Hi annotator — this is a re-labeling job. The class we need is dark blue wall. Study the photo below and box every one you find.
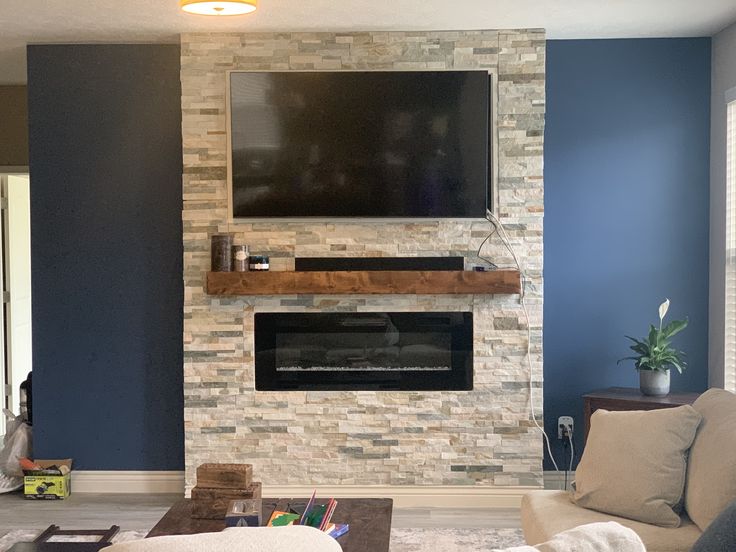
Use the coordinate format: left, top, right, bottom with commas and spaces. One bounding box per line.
28, 44, 184, 470
544, 39, 711, 469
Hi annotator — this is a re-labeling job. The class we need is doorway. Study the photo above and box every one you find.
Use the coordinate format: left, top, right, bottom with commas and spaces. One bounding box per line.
0, 172, 32, 434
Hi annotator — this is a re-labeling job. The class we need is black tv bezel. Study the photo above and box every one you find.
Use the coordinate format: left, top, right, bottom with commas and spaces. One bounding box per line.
227, 69, 494, 220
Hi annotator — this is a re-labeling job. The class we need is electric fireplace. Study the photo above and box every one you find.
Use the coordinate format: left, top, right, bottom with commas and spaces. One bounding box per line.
254, 312, 473, 391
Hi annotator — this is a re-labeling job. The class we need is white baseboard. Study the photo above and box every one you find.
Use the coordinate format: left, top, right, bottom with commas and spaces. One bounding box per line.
73, 471, 185, 494
72, 471, 544, 507
73, 471, 573, 502
543, 470, 575, 491
261, 485, 538, 508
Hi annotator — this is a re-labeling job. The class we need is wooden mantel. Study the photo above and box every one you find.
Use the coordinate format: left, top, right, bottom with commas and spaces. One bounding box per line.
206, 270, 521, 296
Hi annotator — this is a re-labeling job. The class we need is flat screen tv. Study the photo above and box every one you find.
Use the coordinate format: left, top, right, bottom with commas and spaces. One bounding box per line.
229, 70, 490, 218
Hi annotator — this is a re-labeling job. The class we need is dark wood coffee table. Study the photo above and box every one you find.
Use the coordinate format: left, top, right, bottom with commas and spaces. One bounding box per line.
148, 498, 393, 552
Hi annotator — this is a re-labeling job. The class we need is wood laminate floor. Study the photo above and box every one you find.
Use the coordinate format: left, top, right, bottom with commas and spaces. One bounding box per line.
0, 492, 521, 533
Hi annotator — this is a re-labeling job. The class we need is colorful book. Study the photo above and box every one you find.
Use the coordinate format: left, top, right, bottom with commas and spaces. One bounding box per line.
299, 490, 318, 525
319, 498, 338, 531
289, 490, 342, 537
326, 523, 349, 539
267, 511, 301, 527
303, 503, 328, 528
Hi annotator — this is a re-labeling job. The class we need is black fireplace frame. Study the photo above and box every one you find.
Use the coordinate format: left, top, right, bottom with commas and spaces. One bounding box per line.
254, 312, 473, 391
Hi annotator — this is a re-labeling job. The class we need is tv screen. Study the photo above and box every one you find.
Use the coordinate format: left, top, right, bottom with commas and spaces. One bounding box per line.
229, 70, 490, 218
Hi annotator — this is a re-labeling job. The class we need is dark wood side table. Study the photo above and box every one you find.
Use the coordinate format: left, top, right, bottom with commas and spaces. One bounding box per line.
583, 387, 701, 443
147, 498, 393, 552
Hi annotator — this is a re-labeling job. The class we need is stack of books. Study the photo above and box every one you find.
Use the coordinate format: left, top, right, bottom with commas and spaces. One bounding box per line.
267, 490, 349, 539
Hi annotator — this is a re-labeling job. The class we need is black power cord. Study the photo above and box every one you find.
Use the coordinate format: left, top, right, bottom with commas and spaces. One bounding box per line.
559, 425, 576, 490
476, 216, 500, 270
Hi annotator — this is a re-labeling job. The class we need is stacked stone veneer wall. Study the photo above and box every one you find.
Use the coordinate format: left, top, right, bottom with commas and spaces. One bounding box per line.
181, 30, 545, 489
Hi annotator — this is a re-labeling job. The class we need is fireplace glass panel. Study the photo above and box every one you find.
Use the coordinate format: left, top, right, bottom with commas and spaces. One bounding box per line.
255, 312, 472, 390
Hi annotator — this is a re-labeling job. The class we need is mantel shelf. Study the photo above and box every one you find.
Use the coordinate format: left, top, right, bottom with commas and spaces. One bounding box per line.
206, 270, 521, 296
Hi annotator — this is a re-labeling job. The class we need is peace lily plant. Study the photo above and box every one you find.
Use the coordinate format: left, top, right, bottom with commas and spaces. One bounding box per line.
618, 299, 688, 396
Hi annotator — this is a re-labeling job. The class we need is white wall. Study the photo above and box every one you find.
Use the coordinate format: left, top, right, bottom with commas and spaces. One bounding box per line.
710, 22, 736, 388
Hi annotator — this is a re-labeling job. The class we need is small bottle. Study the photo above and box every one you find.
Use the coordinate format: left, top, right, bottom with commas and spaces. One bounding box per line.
232, 245, 249, 272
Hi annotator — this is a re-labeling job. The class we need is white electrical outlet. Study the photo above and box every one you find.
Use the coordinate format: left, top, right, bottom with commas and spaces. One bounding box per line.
558, 416, 574, 439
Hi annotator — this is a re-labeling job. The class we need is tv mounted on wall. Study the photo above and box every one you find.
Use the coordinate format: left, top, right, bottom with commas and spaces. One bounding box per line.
228, 70, 491, 219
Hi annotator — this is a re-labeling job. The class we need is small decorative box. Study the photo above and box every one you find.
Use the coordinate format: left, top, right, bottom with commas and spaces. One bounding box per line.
249, 255, 270, 271
191, 482, 262, 520
225, 499, 262, 527
196, 463, 253, 489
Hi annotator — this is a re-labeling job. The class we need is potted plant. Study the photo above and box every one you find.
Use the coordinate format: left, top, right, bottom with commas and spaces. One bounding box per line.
618, 299, 688, 396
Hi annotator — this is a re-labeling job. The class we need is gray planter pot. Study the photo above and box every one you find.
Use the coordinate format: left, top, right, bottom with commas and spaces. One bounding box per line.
639, 369, 671, 396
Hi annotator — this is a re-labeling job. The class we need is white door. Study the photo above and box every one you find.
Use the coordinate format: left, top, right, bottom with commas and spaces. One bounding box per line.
1, 174, 32, 427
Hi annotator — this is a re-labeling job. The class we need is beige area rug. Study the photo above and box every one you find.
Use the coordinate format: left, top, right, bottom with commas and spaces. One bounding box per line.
390, 528, 525, 551
0, 527, 525, 551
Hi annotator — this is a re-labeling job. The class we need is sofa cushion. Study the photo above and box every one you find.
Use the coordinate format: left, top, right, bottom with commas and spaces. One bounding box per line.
690, 499, 736, 552
571, 406, 701, 527
521, 491, 702, 552
685, 388, 736, 531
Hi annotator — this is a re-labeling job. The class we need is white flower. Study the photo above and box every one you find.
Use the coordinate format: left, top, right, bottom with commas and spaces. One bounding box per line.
659, 299, 670, 324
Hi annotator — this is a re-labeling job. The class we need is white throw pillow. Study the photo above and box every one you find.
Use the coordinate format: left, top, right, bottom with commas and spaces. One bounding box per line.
104, 526, 343, 552
498, 522, 645, 552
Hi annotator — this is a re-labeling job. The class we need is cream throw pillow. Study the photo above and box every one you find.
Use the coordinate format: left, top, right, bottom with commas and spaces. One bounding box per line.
685, 388, 736, 531
572, 406, 702, 527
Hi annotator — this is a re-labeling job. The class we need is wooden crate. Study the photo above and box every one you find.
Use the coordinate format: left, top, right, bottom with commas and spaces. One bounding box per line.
191, 483, 262, 520
196, 463, 253, 489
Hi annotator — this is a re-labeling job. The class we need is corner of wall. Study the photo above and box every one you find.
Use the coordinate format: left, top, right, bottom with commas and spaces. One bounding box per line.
709, 22, 736, 388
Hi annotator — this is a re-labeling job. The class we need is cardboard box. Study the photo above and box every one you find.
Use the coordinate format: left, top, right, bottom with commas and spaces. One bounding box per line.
23, 459, 72, 499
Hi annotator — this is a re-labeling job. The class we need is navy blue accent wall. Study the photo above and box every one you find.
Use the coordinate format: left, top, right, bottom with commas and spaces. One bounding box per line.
544, 39, 711, 469
27, 44, 184, 470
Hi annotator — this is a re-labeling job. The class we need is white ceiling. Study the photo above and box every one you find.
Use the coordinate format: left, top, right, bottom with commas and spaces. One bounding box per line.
1, 0, 736, 84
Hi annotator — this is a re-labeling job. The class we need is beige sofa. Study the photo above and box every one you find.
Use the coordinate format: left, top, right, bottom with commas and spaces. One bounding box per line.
521, 388, 736, 552
522, 491, 701, 552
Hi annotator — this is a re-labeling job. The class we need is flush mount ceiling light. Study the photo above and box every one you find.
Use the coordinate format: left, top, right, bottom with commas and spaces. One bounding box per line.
180, 0, 257, 15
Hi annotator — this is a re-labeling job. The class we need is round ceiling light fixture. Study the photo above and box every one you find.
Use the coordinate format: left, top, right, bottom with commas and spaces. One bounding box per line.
180, 0, 257, 15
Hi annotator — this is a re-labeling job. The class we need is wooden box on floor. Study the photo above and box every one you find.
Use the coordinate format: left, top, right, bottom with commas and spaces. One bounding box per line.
191, 483, 262, 520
